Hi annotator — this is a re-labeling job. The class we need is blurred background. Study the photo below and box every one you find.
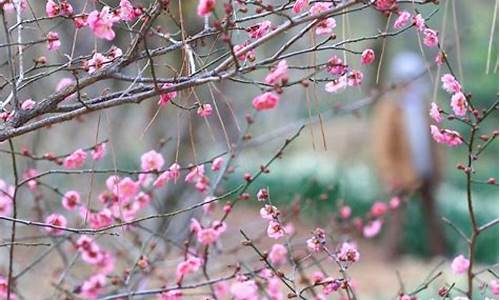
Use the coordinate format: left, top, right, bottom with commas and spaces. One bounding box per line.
0, 0, 498, 299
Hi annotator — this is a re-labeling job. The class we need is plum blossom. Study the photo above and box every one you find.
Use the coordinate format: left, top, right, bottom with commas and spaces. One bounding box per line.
248, 20, 272, 39
390, 196, 401, 209
451, 255, 470, 274
197, 0, 216, 17
159, 290, 182, 300
327, 56, 347, 75
307, 228, 326, 252
309, 2, 331, 15
64, 149, 87, 169
190, 218, 226, 245
117, 177, 139, 200
45, 214, 67, 236
197, 103, 213, 117
77, 235, 103, 264
56, 77, 75, 99
371, 201, 388, 217
267, 220, 285, 239
87, 52, 109, 74
363, 219, 383, 238
91, 143, 106, 160
211, 157, 224, 171
441, 73, 462, 94
340, 206, 351, 219
451, 92, 468, 116
293, 0, 309, 13
141, 150, 165, 172
265, 60, 288, 85
176, 255, 203, 283
62, 190, 80, 211
316, 18, 336, 35
322, 277, 342, 295
0, 180, 14, 217
423, 28, 439, 48
337, 242, 360, 263
46, 0, 59, 17
429, 102, 442, 123
260, 204, 279, 220
21, 99, 35, 110
430, 125, 463, 147
185, 165, 205, 183
269, 243, 288, 265
361, 49, 375, 65
46, 31, 60, 51
233, 42, 256, 62
22, 168, 38, 191
119, 0, 140, 21
80, 274, 106, 299
159, 83, 177, 105
413, 14, 426, 31
491, 279, 499, 296
230, 280, 258, 300
87, 6, 120, 40
252, 92, 279, 111
375, 0, 397, 11
257, 188, 269, 201
394, 11, 411, 29
347, 70, 364, 86
214, 282, 229, 299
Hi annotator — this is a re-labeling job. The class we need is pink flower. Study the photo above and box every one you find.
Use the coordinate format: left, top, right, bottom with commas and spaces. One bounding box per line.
394, 11, 411, 29
59, 0, 73, 16
375, 0, 396, 11
77, 235, 102, 264
347, 70, 363, 86
46, 0, 59, 17
451, 92, 467, 116
47, 31, 60, 51
361, 49, 375, 65
340, 206, 351, 219
56, 78, 75, 99
45, 214, 67, 236
265, 60, 288, 85
117, 177, 139, 200
0, 180, 14, 217
87, 6, 119, 40
230, 280, 258, 300
451, 255, 470, 274
337, 242, 360, 263
21, 99, 35, 110
322, 277, 341, 295
80, 274, 106, 299
267, 220, 285, 239
309, 2, 331, 15
435, 52, 445, 65
389, 196, 400, 209
159, 83, 177, 105
413, 14, 425, 31
214, 282, 229, 299
62, 190, 80, 211
490, 279, 499, 296
233, 42, 256, 61
371, 201, 388, 217
423, 28, 439, 48
107, 45, 123, 60
176, 255, 203, 282
252, 92, 279, 111
91, 143, 106, 160
87, 52, 109, 74
441, 73, 462, 94
64, 149, 87, 169
363, 219, 383, 238
293, 0, 309, 13
327, 56, 347, 75
400, 295, 411, 300
159, 290, 182, 300
119, 0, 139, 21
153, 171, 171, 188
185, 165, 205, 183
197, 0, 216, 17
269, 244, 288, 265
315, 18, 336, 35
22, 168, 38, 191
307, 228, 326, 253
168, 163, 181, 181
197, 103, 213, 117
430, 125, 463, 147
429, 102, 442, 123
211, 157, 224, 171
257, 188, 268, 201
248, 20, 272, 39
325, 76, 347, 93
260, 204, 279, 220
141, 150, 165, 172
